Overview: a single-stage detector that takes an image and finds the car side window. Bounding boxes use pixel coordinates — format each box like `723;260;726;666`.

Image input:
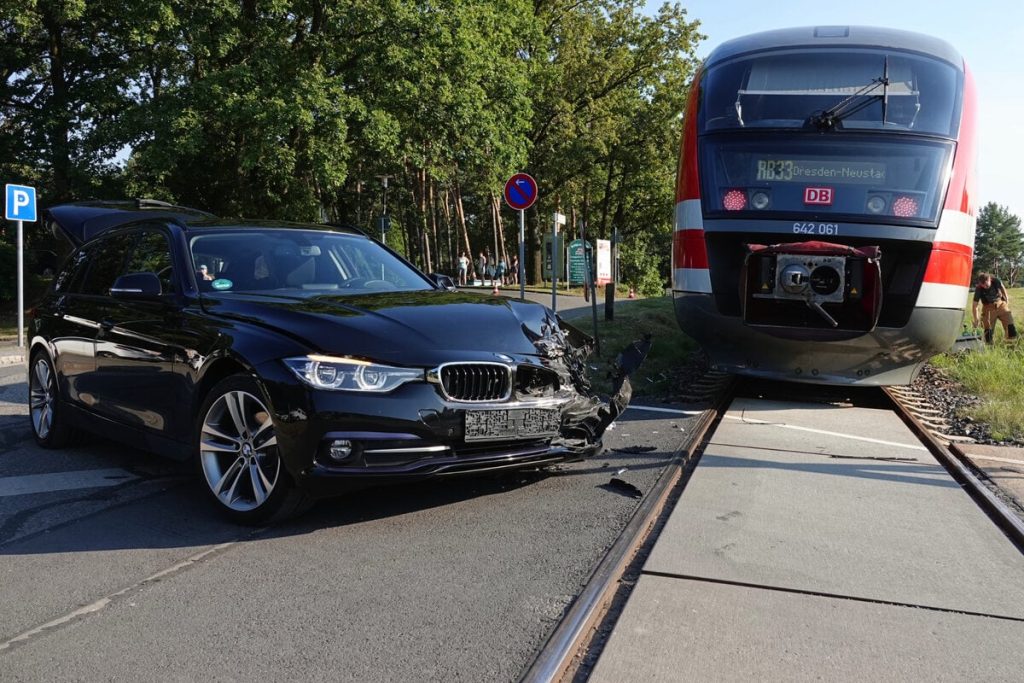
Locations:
80;233;135;296
53;247;92;294
125;229;176;294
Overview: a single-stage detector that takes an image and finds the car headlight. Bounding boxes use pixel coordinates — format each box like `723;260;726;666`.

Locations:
283;355;424;392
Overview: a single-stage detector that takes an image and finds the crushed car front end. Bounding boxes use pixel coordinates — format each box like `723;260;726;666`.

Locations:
253;312;648;496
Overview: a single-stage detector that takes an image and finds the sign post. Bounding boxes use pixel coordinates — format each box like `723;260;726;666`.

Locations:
5;184;37;349
503;173;538;300
551;212;565;312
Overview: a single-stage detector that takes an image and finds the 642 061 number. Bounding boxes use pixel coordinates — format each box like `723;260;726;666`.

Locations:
793;222;839;236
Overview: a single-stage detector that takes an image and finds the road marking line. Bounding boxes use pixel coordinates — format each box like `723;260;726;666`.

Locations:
0;541;239;652
724;413;928;451
627;404;927;451
626;405;704;416
0;468;137;498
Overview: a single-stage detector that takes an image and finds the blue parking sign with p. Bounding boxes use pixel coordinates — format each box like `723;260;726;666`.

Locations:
5;184;37;222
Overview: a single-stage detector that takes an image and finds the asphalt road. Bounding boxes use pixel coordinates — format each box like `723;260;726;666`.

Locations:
0;362;703;681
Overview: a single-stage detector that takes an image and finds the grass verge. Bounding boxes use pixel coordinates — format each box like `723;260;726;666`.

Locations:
930;287;1024;441
568;295;696;397
931;345;1024;440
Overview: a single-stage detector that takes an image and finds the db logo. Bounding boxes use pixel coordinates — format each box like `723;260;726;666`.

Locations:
804;187;833;205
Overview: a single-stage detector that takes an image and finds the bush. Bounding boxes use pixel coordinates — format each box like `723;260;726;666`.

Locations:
618;230;670;297
0;242;15;303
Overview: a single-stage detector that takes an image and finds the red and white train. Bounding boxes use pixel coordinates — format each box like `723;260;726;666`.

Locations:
673;26;976;385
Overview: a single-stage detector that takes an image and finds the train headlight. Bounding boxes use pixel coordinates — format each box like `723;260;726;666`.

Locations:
866;195;886;214
750;190;771;210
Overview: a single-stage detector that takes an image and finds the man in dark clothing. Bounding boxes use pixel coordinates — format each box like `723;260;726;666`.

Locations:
972;272;1017;344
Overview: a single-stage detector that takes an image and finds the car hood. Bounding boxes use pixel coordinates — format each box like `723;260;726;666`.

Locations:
201;290;567;364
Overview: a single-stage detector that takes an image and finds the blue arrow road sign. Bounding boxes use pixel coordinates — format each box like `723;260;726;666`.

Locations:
5;184;37;222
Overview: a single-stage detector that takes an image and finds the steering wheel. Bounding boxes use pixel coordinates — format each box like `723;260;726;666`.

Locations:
341;278;397;290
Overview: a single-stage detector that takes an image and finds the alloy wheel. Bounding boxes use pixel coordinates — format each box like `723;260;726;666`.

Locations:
29;358;56;439
199;390;280;512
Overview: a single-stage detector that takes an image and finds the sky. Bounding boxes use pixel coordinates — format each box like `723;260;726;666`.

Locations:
656;0;1024;221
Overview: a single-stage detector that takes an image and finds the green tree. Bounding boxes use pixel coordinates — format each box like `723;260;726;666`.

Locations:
974;202;1024;285
522;0;702;284
0;0;143;203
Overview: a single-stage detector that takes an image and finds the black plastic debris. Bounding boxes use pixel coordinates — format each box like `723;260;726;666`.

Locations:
602;477;643;499
612;445;657;454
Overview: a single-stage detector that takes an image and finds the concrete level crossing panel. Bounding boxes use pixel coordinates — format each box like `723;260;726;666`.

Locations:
645;397;1024;619
590;575;1024;683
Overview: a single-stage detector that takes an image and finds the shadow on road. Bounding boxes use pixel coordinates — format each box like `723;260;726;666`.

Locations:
0;462;553;556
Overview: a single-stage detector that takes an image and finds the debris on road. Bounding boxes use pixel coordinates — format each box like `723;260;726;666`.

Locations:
612;446;657;454
602;478;643;499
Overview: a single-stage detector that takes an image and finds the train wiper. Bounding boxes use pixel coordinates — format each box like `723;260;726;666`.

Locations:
809;60;890;130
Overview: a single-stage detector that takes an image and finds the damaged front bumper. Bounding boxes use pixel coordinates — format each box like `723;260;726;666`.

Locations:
266;315;651;495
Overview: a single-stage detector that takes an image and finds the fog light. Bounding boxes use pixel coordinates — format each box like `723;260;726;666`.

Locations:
328;439;353;461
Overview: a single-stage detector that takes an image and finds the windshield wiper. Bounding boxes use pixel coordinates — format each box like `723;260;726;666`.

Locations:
810;61;889;130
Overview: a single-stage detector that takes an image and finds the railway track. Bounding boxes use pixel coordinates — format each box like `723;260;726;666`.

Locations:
522;377;1024;683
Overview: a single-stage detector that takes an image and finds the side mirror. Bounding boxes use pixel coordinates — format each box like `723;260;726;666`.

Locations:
110;272;162;299
429;273;458;292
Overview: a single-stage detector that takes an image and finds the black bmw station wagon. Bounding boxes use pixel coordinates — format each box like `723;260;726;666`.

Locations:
29;201;642;522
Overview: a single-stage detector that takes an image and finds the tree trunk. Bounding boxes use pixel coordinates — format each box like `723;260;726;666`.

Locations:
42;10;71;201
441;187;454;272
454;181;473;266
598;161;615;238
429;179;441;272
419;168;433;273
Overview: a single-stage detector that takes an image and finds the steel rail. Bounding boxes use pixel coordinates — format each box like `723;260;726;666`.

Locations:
520;380;735;683
884;388;1024;552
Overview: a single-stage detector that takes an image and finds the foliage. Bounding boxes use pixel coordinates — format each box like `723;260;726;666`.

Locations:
0;241;14;301
618;229;669;296
932;347;1024;441
932;287;1024;440
579;294;694;397
2;0;703;283
974;202;1024;285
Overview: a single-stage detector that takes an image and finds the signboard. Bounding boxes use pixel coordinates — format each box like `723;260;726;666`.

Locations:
542;235;563;279
5;184;36;222
567;239;592;285
596;239;612;285
503;173;538;211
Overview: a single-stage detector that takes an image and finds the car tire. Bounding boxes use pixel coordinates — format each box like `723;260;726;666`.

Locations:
29;351;72;448
194;374;311;524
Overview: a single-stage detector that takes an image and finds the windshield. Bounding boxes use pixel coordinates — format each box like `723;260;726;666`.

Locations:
189;229;434;294
701;49;961;137
700;135;954;225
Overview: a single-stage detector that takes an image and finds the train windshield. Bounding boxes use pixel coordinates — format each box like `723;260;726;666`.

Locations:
699;135;954;224
701;50;962;137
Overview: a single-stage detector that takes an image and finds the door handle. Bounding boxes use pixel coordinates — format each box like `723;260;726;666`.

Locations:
99;319;115;332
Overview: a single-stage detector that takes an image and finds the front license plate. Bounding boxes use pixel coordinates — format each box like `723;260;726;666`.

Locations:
464;408;561;442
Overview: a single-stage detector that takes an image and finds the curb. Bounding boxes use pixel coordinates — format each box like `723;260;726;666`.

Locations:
0;354;26;367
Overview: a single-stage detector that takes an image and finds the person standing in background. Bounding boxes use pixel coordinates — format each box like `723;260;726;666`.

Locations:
972;272;1018;344
457;252;469;286
477;251;487;286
